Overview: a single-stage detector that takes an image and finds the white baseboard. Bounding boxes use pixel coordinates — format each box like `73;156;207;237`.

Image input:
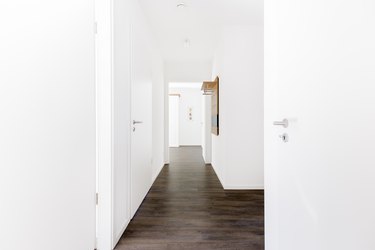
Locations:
112;219;130;249
210;164;264;190
152;163;165;183
202;156;211;164
210;163;225;188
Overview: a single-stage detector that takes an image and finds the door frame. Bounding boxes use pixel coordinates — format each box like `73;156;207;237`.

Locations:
95;0;116;249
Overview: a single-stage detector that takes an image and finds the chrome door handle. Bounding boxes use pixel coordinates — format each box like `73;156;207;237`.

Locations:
133;120;143;125
273;119;288;128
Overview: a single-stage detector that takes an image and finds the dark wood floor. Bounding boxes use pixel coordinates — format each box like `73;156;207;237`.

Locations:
116;146;264;250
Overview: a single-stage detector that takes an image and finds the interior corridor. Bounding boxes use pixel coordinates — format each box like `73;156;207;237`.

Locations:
115;147;264;249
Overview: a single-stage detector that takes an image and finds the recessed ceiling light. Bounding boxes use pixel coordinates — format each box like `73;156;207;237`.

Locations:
184;39;190;48
177;3;187;9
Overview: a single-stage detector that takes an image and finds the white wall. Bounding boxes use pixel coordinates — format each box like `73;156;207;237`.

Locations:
211;25;264;189
169;96;180;147
165;61;212;83
169;86;202;146
202;95;212;164
0;1;96;249
151;51;165;181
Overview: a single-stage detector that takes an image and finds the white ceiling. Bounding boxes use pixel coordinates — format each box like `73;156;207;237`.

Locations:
169;82;202;89
139;0;263;63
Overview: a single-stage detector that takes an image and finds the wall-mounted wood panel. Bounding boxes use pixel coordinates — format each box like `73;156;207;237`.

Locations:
201;77;219;135
211;77;219;135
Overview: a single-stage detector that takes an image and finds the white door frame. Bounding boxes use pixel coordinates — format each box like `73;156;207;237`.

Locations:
95;0;114;249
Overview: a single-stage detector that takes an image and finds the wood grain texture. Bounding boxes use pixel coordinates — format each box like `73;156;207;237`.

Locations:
211;77;219;136
115;146;264;250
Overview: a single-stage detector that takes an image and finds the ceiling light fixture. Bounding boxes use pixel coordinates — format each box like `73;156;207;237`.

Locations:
184;39;190;48
177;3;187;9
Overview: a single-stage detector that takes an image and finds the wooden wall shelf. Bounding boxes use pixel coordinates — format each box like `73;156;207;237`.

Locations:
201;82;216;95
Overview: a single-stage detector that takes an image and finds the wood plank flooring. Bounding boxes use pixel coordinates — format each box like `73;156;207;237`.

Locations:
115;146;264;250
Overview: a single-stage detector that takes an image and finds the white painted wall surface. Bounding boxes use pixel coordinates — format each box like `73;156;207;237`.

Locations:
0;1;96;249
165;61;213;83
202;95;212;164
169;96;180;147
164;78;171;163
152;52;165;181
170;87;203;146
211;25;264;189
265;1;375;249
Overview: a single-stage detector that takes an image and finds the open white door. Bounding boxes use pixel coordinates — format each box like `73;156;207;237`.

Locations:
0;1;96;249
130;1;153;218
265;1;375;250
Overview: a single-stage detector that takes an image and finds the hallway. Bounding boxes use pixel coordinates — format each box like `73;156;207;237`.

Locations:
116;147;264;250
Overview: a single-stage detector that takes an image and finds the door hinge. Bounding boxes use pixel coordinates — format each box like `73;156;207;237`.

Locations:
96;193;99;205
94;21;98;35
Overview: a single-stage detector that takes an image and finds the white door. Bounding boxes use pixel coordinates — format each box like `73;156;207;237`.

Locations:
130;2;153;218
112;0;132;246
169;95;180;147
0;1;96;249
265;1;375;250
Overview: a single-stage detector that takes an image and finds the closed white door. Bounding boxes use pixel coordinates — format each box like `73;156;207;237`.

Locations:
130;2;153;218
0;1;96;249
265;1;375;250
